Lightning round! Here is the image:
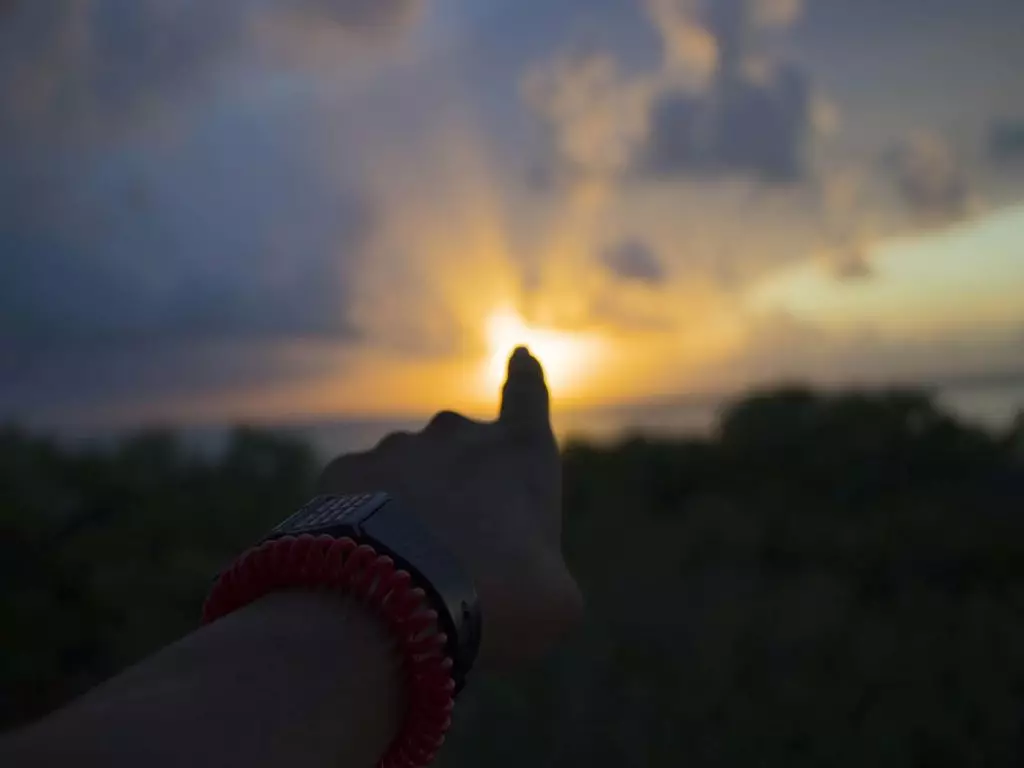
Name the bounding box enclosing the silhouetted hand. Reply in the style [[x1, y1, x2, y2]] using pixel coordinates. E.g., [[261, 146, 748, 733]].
[[317, 347, 583, 667]]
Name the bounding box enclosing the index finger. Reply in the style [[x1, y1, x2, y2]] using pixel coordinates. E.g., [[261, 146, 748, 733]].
[[498, 346, 552, 440]]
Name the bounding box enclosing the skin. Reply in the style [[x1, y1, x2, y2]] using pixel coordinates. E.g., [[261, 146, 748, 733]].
[[319, 345, 582, 666], [0, 346, 582, 767]]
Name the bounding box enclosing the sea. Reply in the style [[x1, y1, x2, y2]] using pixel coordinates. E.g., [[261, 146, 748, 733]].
[[274, 379, 1024, 461], [43, 379, 1024, 461]]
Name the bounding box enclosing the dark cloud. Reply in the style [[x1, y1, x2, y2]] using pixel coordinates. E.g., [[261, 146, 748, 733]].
[[0, 104, 371, 347], [643, 62, 812, 181], [0, 0, 418, 351], [601, 239, 667, 285], [0, 0, 419, 138], [989, 120, 1024, 162], [0, 337, 343, 427], [642, 0, 813, 181], [0, 0, 429, 423], [886, 134, 970, 224]]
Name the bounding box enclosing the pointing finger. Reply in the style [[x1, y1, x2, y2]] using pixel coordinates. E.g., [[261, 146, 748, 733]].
[[499, 346, 552, 439]]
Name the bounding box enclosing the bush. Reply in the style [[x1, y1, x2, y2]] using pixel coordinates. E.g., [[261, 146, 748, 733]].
[[3, 389, 1024, 765]]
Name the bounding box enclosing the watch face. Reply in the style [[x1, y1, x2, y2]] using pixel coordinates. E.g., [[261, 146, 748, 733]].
[[271, 492, 389, 535]]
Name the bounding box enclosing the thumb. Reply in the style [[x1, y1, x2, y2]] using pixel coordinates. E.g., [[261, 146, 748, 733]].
[[499, 346, 552, 438]]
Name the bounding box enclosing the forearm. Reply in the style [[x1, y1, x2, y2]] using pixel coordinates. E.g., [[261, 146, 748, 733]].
[[1, 592, 402, 768]]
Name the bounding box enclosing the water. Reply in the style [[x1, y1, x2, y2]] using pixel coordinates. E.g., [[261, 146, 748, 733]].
[[937, 381, 1024, 431], [41, 380, 1023, 460], [291, 381, 1024, 461], [284, 400, 720, 460]]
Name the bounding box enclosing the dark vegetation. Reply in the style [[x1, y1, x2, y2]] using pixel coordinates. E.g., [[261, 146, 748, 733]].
[[3, 388, 1024, 765]]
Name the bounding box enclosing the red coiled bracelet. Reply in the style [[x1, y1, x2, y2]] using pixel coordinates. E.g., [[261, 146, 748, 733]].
[[202, 533, 455, 768]]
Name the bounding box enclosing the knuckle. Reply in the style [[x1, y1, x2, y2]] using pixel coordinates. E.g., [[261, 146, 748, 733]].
[[424, 410, 471, 437], [375, 430, 413, 453]]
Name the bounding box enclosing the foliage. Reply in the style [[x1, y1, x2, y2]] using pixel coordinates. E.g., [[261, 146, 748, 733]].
[[0, 427, 316, 725], [3, 389, 1024, 765]]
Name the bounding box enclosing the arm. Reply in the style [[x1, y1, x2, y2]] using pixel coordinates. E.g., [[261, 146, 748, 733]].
[[3, 592, 401, 768], [1, 347, 582, 767]]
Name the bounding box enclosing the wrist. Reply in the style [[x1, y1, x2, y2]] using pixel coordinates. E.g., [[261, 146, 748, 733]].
[[235, 592, 404, 766], [3, 591, 405, 768], [203, 530, 460, 767]]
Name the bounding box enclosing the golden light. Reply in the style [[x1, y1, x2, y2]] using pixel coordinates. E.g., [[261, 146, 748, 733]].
[[484, 308, 604, 399]]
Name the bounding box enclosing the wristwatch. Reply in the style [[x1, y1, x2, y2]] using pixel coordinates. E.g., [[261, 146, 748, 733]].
[[270, 492, 480, 690], [202, 492, 482, 768]]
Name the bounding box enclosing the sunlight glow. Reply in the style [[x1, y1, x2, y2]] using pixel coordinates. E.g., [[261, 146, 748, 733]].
[[484, 308, 604, 399], [747, 203, 1024, 335]]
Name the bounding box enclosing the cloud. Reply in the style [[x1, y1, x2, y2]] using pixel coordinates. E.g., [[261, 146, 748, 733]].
[[0, 0, 420, 142], [886, 133, 971, 224], [813, 168, 876, 280], [989, 119, 1024, 162], [0, 0, 414, 351], [601, 239, 667, 285], [646, 0, 719, 86], [642, 61, 812, 181], [0, 105, 372, 347], [285, 0, 419, 28], [3, 0, 1024, 426], [698, 311, 1024, 394], [749, 0, 802, 30], [523, 0, 817, 186], [0, 337, 341, 426], [642, 0, 813, 181], [816, 243, 872, 281], [522, 53, 655, 184], [514, 0, 1020, 304]]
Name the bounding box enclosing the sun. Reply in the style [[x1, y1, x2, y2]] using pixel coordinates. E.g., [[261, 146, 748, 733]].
[[484, 308, 603, 399]]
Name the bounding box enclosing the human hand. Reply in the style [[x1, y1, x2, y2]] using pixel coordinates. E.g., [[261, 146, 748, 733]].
[[317, 347, 582, 667]]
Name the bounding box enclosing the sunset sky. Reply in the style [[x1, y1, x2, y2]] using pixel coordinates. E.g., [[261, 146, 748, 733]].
[[2, 0, 1023, 428]]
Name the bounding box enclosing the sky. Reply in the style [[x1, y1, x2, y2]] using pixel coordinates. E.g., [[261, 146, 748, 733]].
[[1, 0, 1023, 428]]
